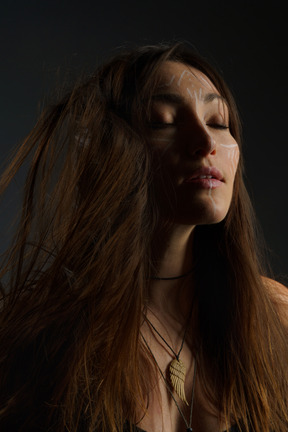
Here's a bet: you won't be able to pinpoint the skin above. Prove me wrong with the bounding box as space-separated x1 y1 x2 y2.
147 61 239 312
138 61 288 432
149 61 239 228
139 62 240 432
140 62 288 432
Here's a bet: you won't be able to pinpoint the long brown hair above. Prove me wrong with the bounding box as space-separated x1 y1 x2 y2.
0 43 287 432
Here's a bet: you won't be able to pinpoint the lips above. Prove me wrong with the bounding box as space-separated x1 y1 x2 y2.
183 166 224 189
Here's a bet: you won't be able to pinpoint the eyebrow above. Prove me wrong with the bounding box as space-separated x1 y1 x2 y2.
151 92 227 106
203 93 227 104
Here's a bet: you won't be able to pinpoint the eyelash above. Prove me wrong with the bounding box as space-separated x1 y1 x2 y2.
207 123 229 130
149 122 229 130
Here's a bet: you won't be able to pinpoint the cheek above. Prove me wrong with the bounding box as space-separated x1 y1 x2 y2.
219 143 240 179
150 131 177 152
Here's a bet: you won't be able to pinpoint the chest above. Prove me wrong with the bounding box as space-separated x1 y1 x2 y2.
137 345 229 432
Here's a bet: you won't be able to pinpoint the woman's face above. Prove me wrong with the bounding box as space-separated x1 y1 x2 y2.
147 61 239 226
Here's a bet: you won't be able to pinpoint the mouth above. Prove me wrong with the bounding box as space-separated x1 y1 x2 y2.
183 167 224 188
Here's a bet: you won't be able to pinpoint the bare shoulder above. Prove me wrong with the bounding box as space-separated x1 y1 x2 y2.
262 276 288 326
262 276 288 301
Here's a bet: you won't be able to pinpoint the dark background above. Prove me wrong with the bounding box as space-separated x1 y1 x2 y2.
1 1 287 281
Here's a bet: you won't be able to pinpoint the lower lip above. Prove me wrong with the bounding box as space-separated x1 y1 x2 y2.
184 178 223 189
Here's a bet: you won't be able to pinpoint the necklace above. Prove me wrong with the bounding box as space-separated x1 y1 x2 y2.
141 333 197 432
150 268 194 280
145 314 191 405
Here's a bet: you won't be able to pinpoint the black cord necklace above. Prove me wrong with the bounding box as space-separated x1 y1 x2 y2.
150 267 194 280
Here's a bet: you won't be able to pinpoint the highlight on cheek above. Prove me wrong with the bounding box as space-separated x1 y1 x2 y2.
230 148 239 176
220 143 239 176
207 141 239 218
220 144 238 149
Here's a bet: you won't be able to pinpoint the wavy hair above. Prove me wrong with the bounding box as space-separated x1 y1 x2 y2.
0 43 287 432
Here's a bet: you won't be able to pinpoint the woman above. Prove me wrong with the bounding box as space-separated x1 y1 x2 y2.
0 43 287 432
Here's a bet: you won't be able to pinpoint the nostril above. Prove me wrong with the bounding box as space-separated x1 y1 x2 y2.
184 121 217 157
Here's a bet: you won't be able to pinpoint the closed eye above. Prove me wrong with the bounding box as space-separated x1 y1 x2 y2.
149 122 176 129
206 123 229 130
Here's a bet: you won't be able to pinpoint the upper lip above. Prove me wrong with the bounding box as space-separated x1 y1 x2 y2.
184 166 224 182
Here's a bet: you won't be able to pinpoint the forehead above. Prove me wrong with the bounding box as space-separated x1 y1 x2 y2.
155 61 218 94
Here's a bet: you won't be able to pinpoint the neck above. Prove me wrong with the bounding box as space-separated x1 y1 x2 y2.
152 224 195 277
148 224 195 318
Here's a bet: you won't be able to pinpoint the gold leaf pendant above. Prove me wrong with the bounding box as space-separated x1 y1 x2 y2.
169 358 188 405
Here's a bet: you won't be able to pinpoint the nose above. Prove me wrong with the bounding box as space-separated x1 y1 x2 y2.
183 118 216 158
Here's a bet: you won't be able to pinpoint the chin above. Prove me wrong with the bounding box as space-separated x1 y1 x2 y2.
176 214 227 226
173 200 230 226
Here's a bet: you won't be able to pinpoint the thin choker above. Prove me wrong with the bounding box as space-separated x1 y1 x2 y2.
150 268 194 281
